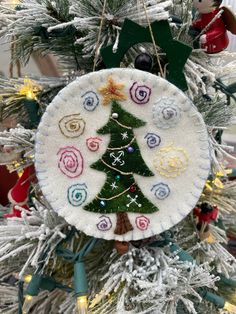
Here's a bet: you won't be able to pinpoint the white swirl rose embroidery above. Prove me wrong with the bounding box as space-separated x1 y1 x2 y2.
153 98 181 129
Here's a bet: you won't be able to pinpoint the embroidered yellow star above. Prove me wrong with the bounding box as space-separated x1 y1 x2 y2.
98 76 127 106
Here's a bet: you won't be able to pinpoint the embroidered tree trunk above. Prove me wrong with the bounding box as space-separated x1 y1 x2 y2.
114 212 134 235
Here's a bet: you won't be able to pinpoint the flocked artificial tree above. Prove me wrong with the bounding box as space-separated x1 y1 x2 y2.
1 0 236 314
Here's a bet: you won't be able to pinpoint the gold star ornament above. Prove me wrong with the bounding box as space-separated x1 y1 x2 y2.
98 76 127 106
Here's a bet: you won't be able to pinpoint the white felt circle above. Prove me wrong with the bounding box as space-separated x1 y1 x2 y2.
35 69 210 241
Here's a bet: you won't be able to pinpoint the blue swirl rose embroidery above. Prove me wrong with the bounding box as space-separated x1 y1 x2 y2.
151 183 170 200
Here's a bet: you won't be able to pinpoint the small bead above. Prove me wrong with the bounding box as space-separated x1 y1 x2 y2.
135 53 153 72
127 146 134 153
100 201 106 207
115 175 121 181
130 185 136 193
112 113 119 119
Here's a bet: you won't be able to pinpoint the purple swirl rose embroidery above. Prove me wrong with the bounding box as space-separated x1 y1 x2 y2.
97 215 112 231
145 133 161 149
136 215 150 231
57 146 84 178
130 82 151 105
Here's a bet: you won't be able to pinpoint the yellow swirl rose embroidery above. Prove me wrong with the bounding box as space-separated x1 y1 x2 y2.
153 144 189 178
59 114 86 138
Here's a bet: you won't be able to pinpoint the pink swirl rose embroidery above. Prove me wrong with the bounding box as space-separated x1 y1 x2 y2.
130 82 151 105
136 215 150 231
57 146 84 178
86 137 102 152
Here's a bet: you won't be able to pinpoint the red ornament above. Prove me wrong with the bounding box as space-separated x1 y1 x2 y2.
4 165 36 219
194 203 218 223
192 0 236 53
130 185 136 193
0 166 18 206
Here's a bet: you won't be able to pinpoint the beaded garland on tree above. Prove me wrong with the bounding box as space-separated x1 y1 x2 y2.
35 68 210 241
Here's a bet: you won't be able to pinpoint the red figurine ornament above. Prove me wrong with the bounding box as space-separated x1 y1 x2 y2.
194 202 219 241
4 165 36 218
192 0 236 53
194 202 218 223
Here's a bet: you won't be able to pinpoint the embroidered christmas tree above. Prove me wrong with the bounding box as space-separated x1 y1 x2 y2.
85 98 159 235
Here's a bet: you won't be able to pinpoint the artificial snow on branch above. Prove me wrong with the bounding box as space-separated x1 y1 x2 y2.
89 246 218 314
0 76 67 123
0 198 68 278
0 125 35 168
0 0 82 68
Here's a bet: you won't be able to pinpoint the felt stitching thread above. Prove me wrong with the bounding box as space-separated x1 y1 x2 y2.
107 137 135 151
121 132 129 140
130 82 152 105
153 143 189 178
98 76 127 106
96 186 131 201
151 183 170 200
126 194 142 208
110 151 125 166
96 215 112 231
86 137 102 152
152 98 181 129
145 133 161 149
101 158 133 175
136 215 150 231
110 181 118 190
59 114 86 138
67 183 88 207
140 0 164 77
82 91 100 111
111 117 132 129
57 146 84 178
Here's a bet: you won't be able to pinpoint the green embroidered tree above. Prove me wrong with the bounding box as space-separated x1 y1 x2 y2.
85 101 159 235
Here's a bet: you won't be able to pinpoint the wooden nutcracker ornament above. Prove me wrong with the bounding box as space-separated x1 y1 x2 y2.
192 0 236 53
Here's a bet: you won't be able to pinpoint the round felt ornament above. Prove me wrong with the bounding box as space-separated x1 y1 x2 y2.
35 69 210 242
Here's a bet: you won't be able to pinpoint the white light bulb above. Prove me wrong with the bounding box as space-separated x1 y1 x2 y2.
76 295 88 314
22 295 34 314
224 302 236 313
